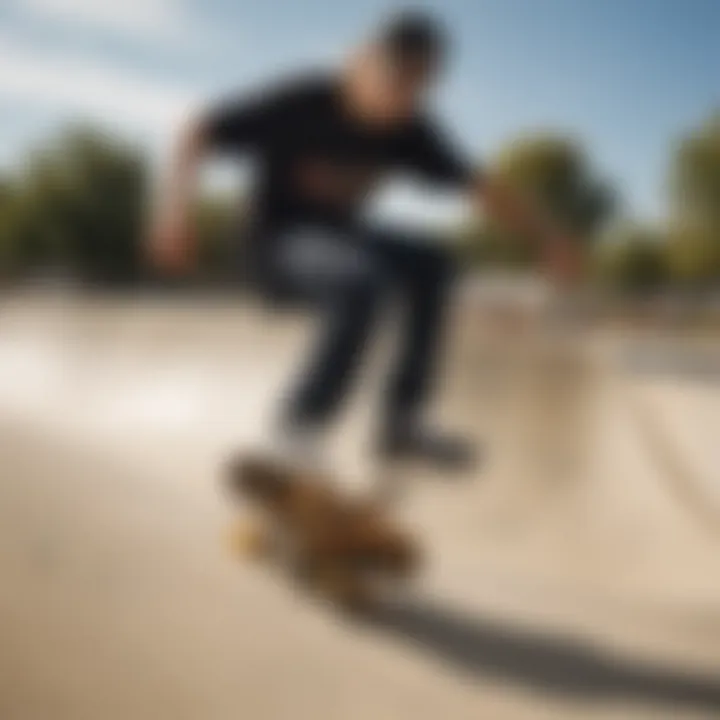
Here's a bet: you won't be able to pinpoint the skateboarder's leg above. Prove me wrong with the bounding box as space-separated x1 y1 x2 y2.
275 230 389 435
369 231 475 469
373 233 455 418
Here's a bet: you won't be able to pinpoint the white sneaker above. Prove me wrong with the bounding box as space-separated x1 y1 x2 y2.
260 425 328 474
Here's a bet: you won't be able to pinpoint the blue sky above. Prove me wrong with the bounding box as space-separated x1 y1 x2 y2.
0 0 718 220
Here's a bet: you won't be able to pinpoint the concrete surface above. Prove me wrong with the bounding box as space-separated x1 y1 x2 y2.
1 290 720 720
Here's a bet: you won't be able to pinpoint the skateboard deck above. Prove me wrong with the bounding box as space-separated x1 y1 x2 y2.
223 453 420 609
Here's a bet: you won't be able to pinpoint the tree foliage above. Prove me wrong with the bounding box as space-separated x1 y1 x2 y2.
0 126 148 283
666 117 720 286
0 125 239 285
494 135 615 238
595 225 668 291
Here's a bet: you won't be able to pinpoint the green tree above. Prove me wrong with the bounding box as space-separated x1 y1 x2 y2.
667 116 720 286
495 135 614 236
1 126 148 283
671 116 720 230
59 127 148 283
595 225 668 292
0 177 14 275
666 227 720 287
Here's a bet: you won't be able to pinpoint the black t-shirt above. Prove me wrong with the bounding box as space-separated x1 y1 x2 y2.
204 73 476 234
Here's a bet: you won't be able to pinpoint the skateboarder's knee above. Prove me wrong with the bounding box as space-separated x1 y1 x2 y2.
416 243 456 290
347 262 387 301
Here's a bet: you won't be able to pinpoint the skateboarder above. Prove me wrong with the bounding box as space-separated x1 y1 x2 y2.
149 10 581 470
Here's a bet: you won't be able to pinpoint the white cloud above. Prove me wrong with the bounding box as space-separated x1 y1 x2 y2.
0 35 199 134
14 0 194 43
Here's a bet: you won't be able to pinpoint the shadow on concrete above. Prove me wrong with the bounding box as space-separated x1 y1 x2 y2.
622 345 720 383
361 597 720 712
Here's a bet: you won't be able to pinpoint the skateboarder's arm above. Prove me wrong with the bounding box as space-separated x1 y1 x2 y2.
405 120 583 286
473 173 584 286
148 77 309 275
148 117 207 274
148 93 279 274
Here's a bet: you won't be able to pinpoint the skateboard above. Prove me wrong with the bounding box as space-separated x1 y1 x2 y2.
223 453 421 610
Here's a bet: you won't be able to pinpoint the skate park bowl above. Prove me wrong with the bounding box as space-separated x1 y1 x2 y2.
1 286 720 720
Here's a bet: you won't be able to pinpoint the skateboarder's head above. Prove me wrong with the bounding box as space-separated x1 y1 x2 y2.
347 10 450 122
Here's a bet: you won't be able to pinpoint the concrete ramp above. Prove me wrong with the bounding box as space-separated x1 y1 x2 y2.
1 293 720 719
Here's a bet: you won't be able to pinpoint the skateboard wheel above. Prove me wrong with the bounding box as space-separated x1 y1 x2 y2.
227 518 268 560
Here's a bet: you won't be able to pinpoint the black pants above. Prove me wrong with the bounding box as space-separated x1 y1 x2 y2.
265 225 455 430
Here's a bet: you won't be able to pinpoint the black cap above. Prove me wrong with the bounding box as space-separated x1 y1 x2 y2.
378 10 449 70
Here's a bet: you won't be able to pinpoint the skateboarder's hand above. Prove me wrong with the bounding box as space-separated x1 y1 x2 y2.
146 215 196 276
